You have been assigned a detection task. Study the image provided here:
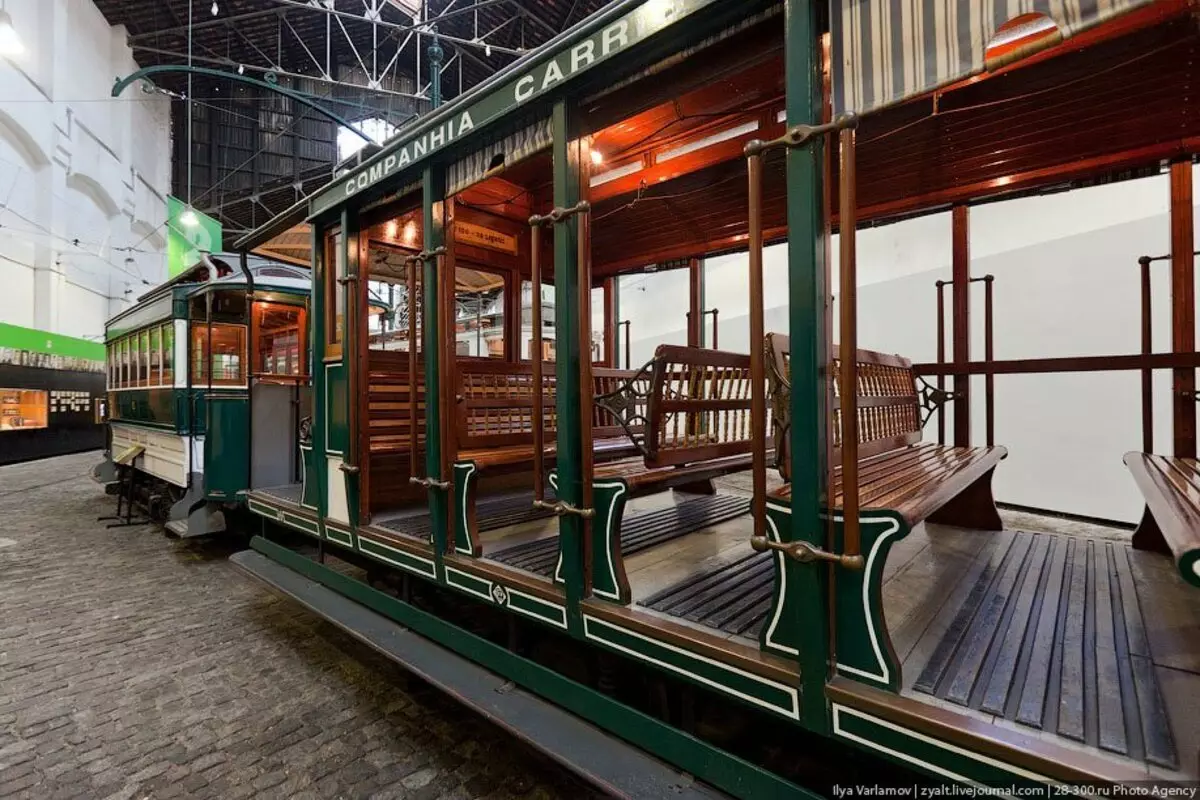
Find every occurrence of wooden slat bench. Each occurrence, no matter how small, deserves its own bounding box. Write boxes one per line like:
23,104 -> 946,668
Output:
563,345 -> 769,603
1123,453 -> 1200,588
753,333 -> 1007,681
450,362 -> 646,557
764,333 -> 1007,531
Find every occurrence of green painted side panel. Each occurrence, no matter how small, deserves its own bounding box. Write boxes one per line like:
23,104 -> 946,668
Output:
590,478 -> 631,604
452,462 -> 479,555
583,615 -> 801,721
204,396 -> 249,499
760,499 -> 821,668
324,364 -> 348,455
300,446 -> 319,509
357,533 -> 438,579
109,388 -> 210,434
551,101 -> 586,636
832,704 -> 1048,787
109,389 -> 177,429
784,0 -> 832,734
250,536 -> 818,800
831,512 -> 910,692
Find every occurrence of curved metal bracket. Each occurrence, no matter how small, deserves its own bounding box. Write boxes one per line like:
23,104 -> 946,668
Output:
529,201 -> 591,227
916,375 -> 957,429
594,356 -> 657,457
112,65 -> 370,141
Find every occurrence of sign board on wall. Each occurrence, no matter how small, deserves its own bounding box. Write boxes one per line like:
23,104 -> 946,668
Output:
166,196 -> 222,278
455,221 -> 518,255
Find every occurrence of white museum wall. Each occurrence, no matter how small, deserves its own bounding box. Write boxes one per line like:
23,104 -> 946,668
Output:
0,0 -> 171,341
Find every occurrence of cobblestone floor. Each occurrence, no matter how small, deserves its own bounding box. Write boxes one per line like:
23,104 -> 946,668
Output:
0,452 -> 603,800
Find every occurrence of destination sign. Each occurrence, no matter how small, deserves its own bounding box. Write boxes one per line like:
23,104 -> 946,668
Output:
310,0 -> 716,218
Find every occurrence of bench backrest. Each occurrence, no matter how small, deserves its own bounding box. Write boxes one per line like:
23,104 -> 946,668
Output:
764,334 -> 921,482
645,345 -> 756,468
455,362 -> 642,451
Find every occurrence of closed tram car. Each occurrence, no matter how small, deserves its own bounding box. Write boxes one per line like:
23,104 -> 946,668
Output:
225,0 -> 1200,796
96,253 -> 311,537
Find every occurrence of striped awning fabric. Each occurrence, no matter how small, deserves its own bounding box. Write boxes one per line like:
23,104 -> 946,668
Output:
447,115 -> 552,196
831,0 -> 1154,116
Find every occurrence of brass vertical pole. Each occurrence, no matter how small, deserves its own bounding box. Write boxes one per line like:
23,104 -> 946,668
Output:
747,151 -> 767,547
1140,255 -> 1154,453
983,275 -> 994,448
936,281 -> 946,446
839,124 -> 860,561
530,222 -> 546,502
407,255 -> 420,478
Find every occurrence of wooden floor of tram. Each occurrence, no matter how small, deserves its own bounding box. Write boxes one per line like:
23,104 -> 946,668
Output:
255,475 -> 1200,778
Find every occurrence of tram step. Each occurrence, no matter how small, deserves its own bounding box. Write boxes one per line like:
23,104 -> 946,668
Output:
492,494 -> 750,577
910,530 -> 1178,770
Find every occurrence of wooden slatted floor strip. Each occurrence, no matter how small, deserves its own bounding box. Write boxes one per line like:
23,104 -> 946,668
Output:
256,483 -> 304,507
910,530 -> 1179,770
638,551 -> 775,637
490,494 -> 749,577
375,491 -> 557,540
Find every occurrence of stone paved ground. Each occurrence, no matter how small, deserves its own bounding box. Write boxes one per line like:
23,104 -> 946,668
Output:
0,452 -> 605,800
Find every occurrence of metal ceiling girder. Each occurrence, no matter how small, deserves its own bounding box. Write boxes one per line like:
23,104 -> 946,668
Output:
111,64 -> 374,140
128,45 -> 425,101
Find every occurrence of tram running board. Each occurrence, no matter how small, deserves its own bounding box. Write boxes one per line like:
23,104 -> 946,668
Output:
491,494 -> 750,577
639,551 -> 774,638
229,549 -> 729,800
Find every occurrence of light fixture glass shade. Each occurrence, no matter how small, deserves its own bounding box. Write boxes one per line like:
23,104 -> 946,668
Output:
179,209 -> 200,228
0,11 -> 24,56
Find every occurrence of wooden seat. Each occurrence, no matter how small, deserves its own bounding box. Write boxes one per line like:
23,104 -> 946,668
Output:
770,443 -> 1007,529
450,363 -> 647,556
764,334 -> 1006,532
562,345 -> 766,603
1123,453 -> 1200,587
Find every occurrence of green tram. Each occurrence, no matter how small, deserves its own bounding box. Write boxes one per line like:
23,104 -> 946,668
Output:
232,0 -> 1200,795
97,253 -> 311,537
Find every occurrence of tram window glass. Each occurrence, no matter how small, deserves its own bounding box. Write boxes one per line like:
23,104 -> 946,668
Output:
106,344 -> 114,389
160,324 -> 175,385
455,266 -> 506,359
148,327 -> 161,386
139,330 -> 151,386
255,303 -> 306,376
590,286 -> 605,364
119,338 -> 129,388
0,389 -> 48,431
520,279 -> 555,361
191,324 -> 247,386
366,246 -> 421,353
325,230 -> 345,358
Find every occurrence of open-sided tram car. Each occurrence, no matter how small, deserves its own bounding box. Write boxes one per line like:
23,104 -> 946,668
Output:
96,253 -> 311,537
231,1 -> 1200,796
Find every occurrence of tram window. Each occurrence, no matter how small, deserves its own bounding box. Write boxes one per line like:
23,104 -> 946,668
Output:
455,266 -> 506,359
325,230 -> 345,358
366,246 -> 422,353
138,330 -> 151,387
160,324 -> 175,385
0,389 -> 48,431
254,303 -> 306,376
148,327 -> 161,386
191,324 -> 247,386
520,280 -> 555,361
106,344 -> 114,389
119,338 -> 129,388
